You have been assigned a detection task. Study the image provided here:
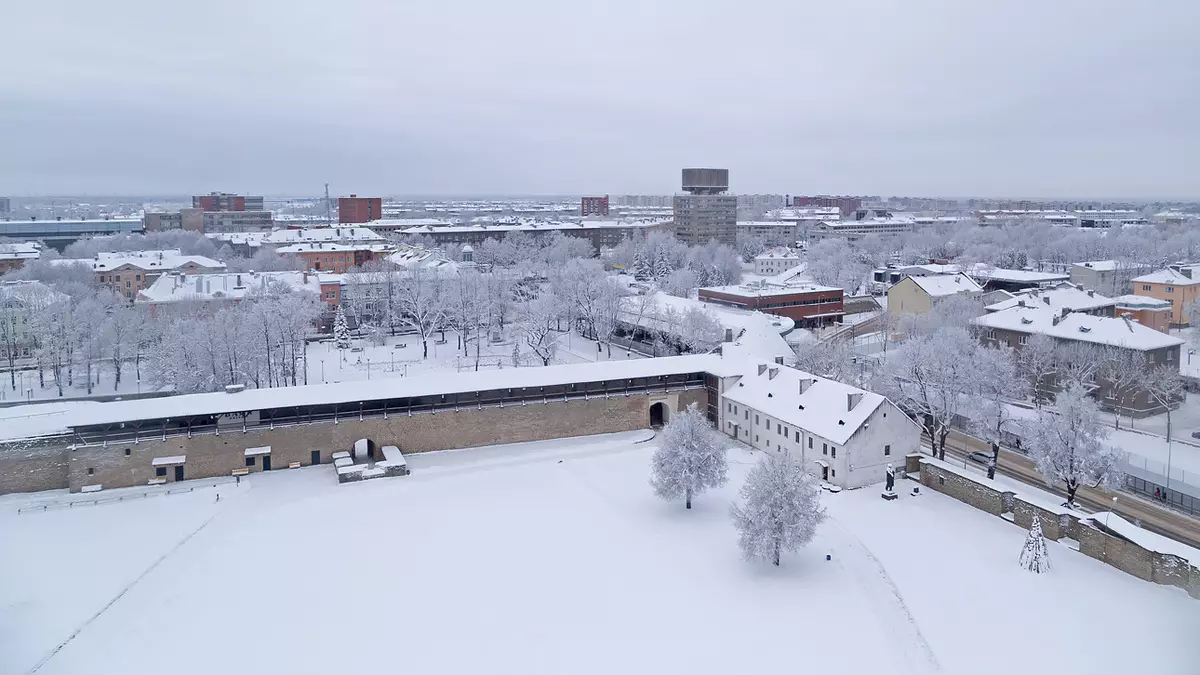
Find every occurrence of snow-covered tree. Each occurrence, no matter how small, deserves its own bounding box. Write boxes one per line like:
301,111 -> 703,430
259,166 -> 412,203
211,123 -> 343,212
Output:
793,338 -> 859,385
653,247 -> 674,281
1144,365 -> 1184,442
333,305 -> 351,349
1018,515 -> 1052,573
730,453 -> 827,566
678,306 -> 724,354
1094,346 -> 1146,429
735,233 -> 766,262
633,248 -> 650,281
649,402 -> 728,509
1019,333 -> 1058,407
966,344 -> 1028,479
1027,384 -> 1122,506
392,266 -> 447,359
518,291 -> 561,366
664,268 -> 699,298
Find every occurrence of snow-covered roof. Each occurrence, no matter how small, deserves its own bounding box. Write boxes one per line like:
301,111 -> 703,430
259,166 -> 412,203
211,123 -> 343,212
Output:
386,246 -> 461,273
972,305 -> 1185,351
1072,260 -> 1123,272
208,227 -> 386,248
621,293 -> 795,360
753,250 -> 802,262
401,218 -> 669,235
967,265 -> 1069,284
1130,268 -> 1200,286
1112,295 -> 1171,310
51,355 -> 734,431
274,242 -> 395,254
0,279 -> 67,305
700,280 -> 840,298
985,284 -> 1114,314
136,270 -> 323,304
721,360 -> 890,445
0,242 -> 41,261
52,249 -> 226,273
907,273 -> 983,297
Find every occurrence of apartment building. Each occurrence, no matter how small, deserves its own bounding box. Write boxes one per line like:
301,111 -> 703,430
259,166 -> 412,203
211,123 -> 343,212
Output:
974,305 -> 1184,416
752,249 -> 802,276
202,210 -> 274,233
983,283 -> 1115,317
399,219 -> 667,251
581,196 -> 609,216
53,249 -> 227,300
738,221 -> 799,247
807,214 -> 916,241
1131,267 -> 1200,327
193,192 -> 264,211
207,227 -> 386,257
136,270 -> 322,316
338,195 -> 383,224
718,360 -> 920,488
672,168 -> 736,246
1113,295 -> 1172,333
275,242 -> 395,273
0,242 -> 41,274
1070,260 -> 1150,296
0,281 -> 66,363
887,274 -> 982,316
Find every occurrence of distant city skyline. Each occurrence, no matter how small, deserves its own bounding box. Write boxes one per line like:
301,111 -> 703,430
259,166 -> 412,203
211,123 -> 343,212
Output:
3,2 -> 1198,199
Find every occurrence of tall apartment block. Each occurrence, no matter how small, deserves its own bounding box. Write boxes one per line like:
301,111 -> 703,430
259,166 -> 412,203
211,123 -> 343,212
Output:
193,192 -> 264,212
791,195 -> 862,216
0,197 -> 10,214
672,168 -> 736,246
581,195 -> 609,217
338,195 -> 383,224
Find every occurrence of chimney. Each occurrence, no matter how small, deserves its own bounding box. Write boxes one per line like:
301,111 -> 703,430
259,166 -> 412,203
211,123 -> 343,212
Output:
768,367 -> 779,380
1087,289 -> 1094,297
1052,315 -> 1060,326
774,355 -> 784,365
1061,307 -> 1070,319
1043,296 -> 1050,305
1018,299 -> 1025,308
758,364 -> 768,376
236,273 -> 242,286
798,378 -> 815,394
848,392 -> 863,411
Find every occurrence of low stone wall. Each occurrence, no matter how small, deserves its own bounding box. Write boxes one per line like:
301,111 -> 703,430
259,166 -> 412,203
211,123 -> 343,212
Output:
62,389 -> 704,493
1012,496 -> 1079,542
916,455 -> 1200,600
919,460 -> 1013,516
0,440 -> 69,494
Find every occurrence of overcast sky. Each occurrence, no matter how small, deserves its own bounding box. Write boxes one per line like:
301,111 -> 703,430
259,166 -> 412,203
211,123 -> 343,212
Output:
2,1 -> 1197,199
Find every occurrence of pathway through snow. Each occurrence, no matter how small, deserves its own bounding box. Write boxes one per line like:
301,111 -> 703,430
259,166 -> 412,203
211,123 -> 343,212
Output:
826,518 -> 942,675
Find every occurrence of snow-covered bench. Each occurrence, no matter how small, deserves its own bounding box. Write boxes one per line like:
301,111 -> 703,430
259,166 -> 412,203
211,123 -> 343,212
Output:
336,464 -> 368,483
81,484 -> 102,493
332,451 -> 351,461
378,445 -> 409,477
334,457 -> 354,468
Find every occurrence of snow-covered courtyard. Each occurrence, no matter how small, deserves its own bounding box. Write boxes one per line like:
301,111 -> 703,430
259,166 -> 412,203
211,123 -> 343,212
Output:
2,432 -> 1197,675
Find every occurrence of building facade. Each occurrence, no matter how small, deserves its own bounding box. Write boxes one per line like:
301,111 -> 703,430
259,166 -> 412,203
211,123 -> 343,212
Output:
672,168 -> 736,246
791,195 -> 863,216
399,219 -> 667,251
1131,267 -> 1200,327
1113,295 -> 1171,333
699,281 -> 844,328
0,197 -> 10,214
1070,260 -> 1149,297
752,250 -> 802,276
202,210 -> 274,233
0,242 -> 40,273
275,243 -> 394,273
338,196 -> 383,224
144,208 -> 204,232
54,250 -> 227,300
193,193 -> 263,212
887,274 -> 983,315
738,221 -> 799,247
581,196 -> 609,217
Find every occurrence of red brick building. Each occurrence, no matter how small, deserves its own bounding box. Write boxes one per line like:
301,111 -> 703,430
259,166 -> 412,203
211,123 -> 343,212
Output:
338,195 -> 383,224
698,282 -> 844,328
192,192 -> 262,211
581,196 -> 609,216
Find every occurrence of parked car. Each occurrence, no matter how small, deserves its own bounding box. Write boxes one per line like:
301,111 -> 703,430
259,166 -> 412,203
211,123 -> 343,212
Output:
967,451 -> 993,465
1190,431 -> 1200,440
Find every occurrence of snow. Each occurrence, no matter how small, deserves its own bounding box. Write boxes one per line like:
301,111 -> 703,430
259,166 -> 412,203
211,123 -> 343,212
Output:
51,249 -> 225,273
967,265 -> 1069,284
2,434 -> 1195,675
137,270 -> 323,303
699,280 -> 840,297
401,218 -> 669,235
1113,294 -> 1171,309
41,354 -> 731,431
1132,268 -> 1200,286
207,227 -> 386,249
974,305 -> 1185,351
1088,511 -> 1200,565
985,284 -> 1114,314
908,273 -> 983,296
243,446 -> 271,457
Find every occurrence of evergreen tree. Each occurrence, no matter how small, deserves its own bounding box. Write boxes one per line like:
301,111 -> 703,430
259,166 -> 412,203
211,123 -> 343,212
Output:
333,305 -> 351,350
633,249 -> 650,281
653,248 -> 674,281
1019,515 -> 1052,574
730,454 -> 827,566
649,403 -> 728,509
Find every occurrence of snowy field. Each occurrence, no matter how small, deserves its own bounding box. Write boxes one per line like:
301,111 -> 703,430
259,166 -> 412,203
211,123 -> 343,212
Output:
2,433 -> 1197,675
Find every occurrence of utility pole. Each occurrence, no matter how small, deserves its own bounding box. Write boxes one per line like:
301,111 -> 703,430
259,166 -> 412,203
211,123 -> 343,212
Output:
324,182 -> 331,225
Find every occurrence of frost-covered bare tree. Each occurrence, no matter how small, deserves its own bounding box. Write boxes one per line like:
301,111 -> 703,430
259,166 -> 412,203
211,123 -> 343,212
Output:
792,338 -> 858,385
878,327 -> 978,460
446,269 -> 487,366
392,267 -> 447,359
678,306 -> 724,354
1019,333 -> 1059,407
517,291 -> 562,366
649,402 -> 728,509
1053,342 -> 1104,393
1018,515 -> 1052,574
965,344 -> 1028,479
1094,346 -> 1148,428
730,453 -> 827,566
1144,366 -> 1184,442
664,268 -> 699,298
1027,384 -> 1122,507
0,281 -> 58,390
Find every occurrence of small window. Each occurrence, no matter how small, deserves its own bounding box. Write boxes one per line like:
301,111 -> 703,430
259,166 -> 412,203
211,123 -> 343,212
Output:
938,476 -> 945,486
831,447 -> 837,458
1143,284 -> 1152,291
156,466 -> 167,477
755,435 -> 759,443
87,467 -> 94,475
823,443 -> 828,455
727,402 -> 732,413
124,448 -> 131,456
884,444 -> 891,456
1019,335 -> 1029,345
744,410 -> 748,420
831,469 -> 836,478
767,440 -> 771,448
1167,287 -> 1175,293
246,456 -> 256,467
755,414 -> 760,425
808,437 -> 813,449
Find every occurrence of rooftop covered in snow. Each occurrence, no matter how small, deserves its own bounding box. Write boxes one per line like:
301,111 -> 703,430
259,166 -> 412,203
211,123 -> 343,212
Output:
984,283 -> 1114,314
52,249 -> 226,273
973,305 -> 1185,351
135,270 -> 322,304
908,273 -> 983,297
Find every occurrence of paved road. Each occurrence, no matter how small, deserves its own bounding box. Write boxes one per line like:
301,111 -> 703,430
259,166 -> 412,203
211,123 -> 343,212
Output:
935,430 -> 1200,551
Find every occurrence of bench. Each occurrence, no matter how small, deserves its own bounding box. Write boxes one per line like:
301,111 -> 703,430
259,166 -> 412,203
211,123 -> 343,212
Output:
332,451 -> 351,461
147,478 -> 167,485
288,461 -> 301,469
81,484 -> 102,493
231,468 -> 250,477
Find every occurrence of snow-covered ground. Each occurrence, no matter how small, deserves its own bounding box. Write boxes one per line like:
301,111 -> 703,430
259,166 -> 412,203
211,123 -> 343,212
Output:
2,433 -> 1196,675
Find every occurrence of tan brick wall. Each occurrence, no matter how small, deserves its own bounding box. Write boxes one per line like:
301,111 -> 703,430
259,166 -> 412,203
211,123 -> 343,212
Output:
0,441 -> 69,493
1077,524 -> 1154,582
919,461 -> 1012,516
1012,497 -> 1080,541
68,390 -> 700,492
